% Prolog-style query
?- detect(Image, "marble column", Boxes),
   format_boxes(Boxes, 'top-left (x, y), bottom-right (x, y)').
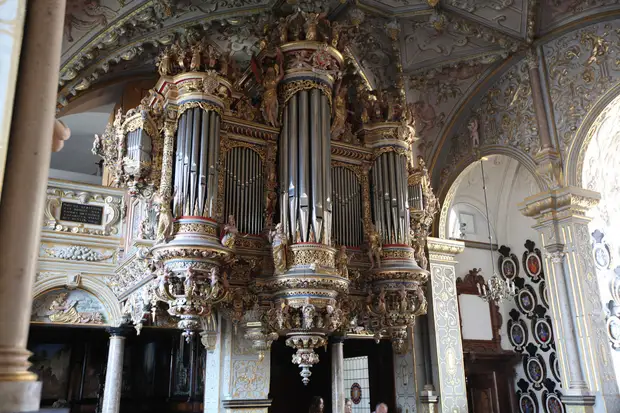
top-left (426, 237), bottom-right (467, 413)
top-left (526, 47), bottom-right (563, 189)
top-left (520, 187), bottom-right (620, 412)
top-left (0, 0), bottom-right (66, 411)
top-left (101, 328), bottom-right (129, 413)
top-left (331, 337), bottom-right (345, 413)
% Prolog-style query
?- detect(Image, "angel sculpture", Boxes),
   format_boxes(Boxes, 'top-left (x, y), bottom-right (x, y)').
top-left (303, 12), bottom-right (326, 41)
top-left (154, 191), bottom-right (174, 243)
top-left (365, 223), bottom-right (382, 269)
top-left (221, 215), bottom-right (239, 248)
top-left (190, 43), bottom-right (203, 72)
top-left (268, 223), bottom-right (288, 274)
top-left (331, 80), bottom-right (348, 139)
top-left (156, 47), bottom-right (173, 76)
top-left (251, 49), bottom-right (285, 128)
top-left (335, 245), bottom-right (352, 279)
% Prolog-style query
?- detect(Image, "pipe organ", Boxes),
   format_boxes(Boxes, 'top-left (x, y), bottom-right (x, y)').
top-left (95, 10), bottom-right (438, 385)
top-left (332, 166), bottom-right (364, 247)
top-left (223, 147), bottom-right (264, 235)
top-left (370, 151), bottom-right (410, 245)
top-left (173, 107), bottom-right (221, 218)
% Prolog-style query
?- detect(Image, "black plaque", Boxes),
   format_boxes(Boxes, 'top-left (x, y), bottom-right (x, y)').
top-left (59, 202), bottom-right (104, 225)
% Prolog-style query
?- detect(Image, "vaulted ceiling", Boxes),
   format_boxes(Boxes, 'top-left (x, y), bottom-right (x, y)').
top-left (57, 0), bottom-right (620, 168)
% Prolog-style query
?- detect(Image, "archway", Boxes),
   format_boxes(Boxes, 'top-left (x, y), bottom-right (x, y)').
top-left (580, 92), bottom-right (620, 390)
top-left (439, 154), bottom-right (567, 412)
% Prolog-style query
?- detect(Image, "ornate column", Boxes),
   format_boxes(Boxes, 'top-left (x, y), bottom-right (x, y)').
top-left (101, 327), bottom-right (131, 413)
top-left (426, 237), bottom-right (467, 413)
top-left (520, 187), bottom-right (620, 411)
top-left (331, 337), bottom-right (345, 413)
top-left (0, 0), bottom-right (65, 411)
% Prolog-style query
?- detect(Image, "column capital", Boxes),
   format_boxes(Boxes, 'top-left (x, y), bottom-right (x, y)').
top-left (426, 237), bottom-right (464, 263)
top-left (519, 186), bottom-right (600, 226)
top-left (107, 325), bottom-right (133, 338)
top-left (330, 335), bottom-right (346, 344)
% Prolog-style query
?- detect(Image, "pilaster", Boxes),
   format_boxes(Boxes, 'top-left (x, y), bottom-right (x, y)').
top-left (426, 237), bottom-right (467, 413)
top-left (520, 186), bottom-right (620, 412)
top-left (211, 318), bottom-right (272, 413)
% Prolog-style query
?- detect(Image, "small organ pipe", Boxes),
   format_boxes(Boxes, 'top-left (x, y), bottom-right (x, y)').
top-left (174, 113), bottom-right (186, 215)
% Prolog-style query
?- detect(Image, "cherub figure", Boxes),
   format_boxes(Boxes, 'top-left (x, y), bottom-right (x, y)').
top-left (468, 117), bottom-right (480, 149)
top-left (251, 49), bottom-right (285, 128)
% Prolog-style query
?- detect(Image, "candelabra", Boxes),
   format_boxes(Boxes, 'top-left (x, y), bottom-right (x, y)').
top-left (477, 273), bottom-right (516, 304)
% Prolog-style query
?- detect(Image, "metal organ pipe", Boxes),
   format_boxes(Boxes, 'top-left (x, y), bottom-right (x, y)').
top-left (298, 90), bottom-right (310, 242)
top-left (331, 167), bottom-right (363, 247)
top-left (370, 153), bottom-right (411, 245)
top-left (222, 147), bottom-right (264, 234)
top-left (171, 108), bottom-right (222, 219)
top-left (287, 96), bottom-right (298, 241)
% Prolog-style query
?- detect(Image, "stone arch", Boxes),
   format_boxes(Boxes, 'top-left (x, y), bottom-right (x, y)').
top-left (436, 146), bottom-right (546, 239)
top-left (565, 82), bottom-right (620, 188)
top-left (33, 274), bottom-right (122, 326)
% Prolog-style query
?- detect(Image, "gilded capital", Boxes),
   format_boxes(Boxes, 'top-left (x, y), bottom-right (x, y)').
top-left (519, 186), bottom-right (600, 225)
top-left (427, 237), bottom-right (465, 263)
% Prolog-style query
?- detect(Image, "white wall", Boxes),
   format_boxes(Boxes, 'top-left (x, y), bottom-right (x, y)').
top-left (447, 155), bottom-right (539, 351)
top-left (583, 95), bottom-right (620, 390)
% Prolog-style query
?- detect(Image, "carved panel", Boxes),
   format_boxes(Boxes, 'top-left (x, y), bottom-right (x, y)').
top-left (428, 261), bottom-right (468, 412)
top-left (31, 288), bottom-right (108, 325)
top-left (543, 20), bottom-right (620, 158)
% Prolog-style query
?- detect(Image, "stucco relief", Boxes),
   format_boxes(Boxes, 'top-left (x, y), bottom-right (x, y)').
top-left (538, 0), bottom-right (620, 32)
top-left (394, 351), bottom-right (416, 413)
top-left (446, 0), bottom-right (528, 37)
top-left (543, 20), bottom-right (620, 158)
top-left (409, 63), bottom-right (488, 162)
top-left (439, 58), bottom-right (537, 190)
top-left (429, 263), bottom-right (468, 412)
top-left (231, 360), bottom-right (269, 399)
